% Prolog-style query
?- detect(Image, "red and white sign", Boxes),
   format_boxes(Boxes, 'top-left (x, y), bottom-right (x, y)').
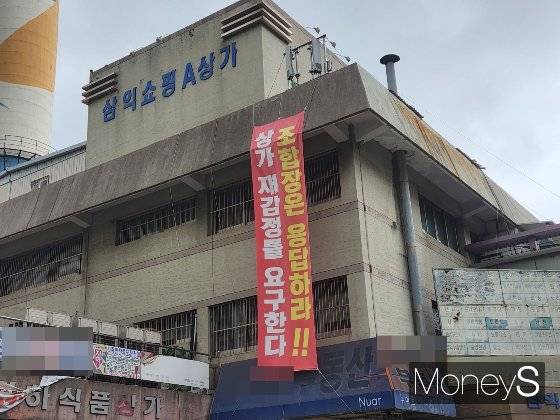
top-left (250, 111), bottom-right (317, 371)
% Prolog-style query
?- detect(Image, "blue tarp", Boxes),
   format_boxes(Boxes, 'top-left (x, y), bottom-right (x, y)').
top-left (211, 338), bottom-right (455, 419)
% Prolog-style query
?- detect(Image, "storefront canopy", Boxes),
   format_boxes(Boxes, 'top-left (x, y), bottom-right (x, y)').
top-left (210, 338), bottom-right (455, 419)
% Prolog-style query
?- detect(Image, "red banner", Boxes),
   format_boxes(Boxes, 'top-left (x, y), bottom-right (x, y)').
top-left (250, 111), bottom-right (317, 371)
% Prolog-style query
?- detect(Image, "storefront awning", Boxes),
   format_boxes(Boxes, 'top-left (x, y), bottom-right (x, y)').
top-left (210, 338), bottom-right (455, 419)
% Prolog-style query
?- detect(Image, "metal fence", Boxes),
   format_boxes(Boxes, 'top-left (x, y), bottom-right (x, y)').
top-left (0, 236), bottom-right (82, 297)
top-left (135, 310), bottom-right (197, 351)
top-left (116, 197), bottom-right (196, 245)
top-left (210, 151), bottom-right (341, 233)
top-left (209, 296), bottom-right (257, 356)
top-left (313, 276), bottom-right (351, 339)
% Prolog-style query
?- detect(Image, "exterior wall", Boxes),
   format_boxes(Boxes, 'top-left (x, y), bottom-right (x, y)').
top-left (356, 141), bottom-right (469, 336)
top-left (0, 135), bottom-right (368, 360)
top-left (0, 146), bottom-right (86, 203)
top-left (85, 0), bottom-right (345, 169)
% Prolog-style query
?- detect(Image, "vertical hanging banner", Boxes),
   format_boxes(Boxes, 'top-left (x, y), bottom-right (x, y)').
top-left (250, 111), bottom-right (318, 371)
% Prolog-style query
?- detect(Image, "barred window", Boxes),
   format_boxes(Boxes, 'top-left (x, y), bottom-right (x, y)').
top-left (209, 277), bottom-right (351, 356)
top-left (209, 296), bottom-right (257, 355)
top-left (210, 180), bottom-right (254, 234)
top-left (305, 150), bottom-right (341, 206)
top-left (116, 197), bottom-right (196, 245)
top-left (419, 195), bottom-right (460, 252)
top-left (0, 236), bottom-right (82, 297)
top-left (313, 276), bottom-right (351, 339)
top-left (210, 151), bottom-right (341, 233)
top-left (30, 175), bottom-right (49, 190)
top-left (135, 310), bottom-right (197, 351)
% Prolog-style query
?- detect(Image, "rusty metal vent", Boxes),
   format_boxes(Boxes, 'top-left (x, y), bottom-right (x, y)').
top-left (221, 2), bottom-right (292, 43)
top-left (81, 72), bottom-right (118, 105)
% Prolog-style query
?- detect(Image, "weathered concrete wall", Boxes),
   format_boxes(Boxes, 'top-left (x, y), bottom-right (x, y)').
top-left (2, 377), bottom-right (211, 419)
top-left (0, 145), bottom-right (85, 203)
top-left (0, 137), bottom-right (370, 357)
top-left (356, 141), bottom-right (469, 336)
top-left (85, 0), bottom-right (345, 169)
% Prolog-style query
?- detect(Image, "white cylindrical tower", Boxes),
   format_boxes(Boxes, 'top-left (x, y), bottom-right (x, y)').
top-left (0, 0), bottom-right (58, 170)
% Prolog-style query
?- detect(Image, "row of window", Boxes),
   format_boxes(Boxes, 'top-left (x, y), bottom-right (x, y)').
top-left (419, 195), bottom-right (460, 252)
top-left (0, 236), bottom-right (82, 297)
top-left (135, 276), bottom-right (351, 356)
top-left (117, 150), bottom-right (342, 244)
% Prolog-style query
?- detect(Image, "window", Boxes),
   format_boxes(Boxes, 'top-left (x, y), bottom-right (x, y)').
top-left (419, 195), bottom-right (460, 251)
top-left (305, 150), bottom-right (341, 206)
top-left (313, 276), bottom-right (351, 339)
top-left (209, 296), bottom-right (257, 355)
top-left (210, 179), bottom-right (254, 234)
top-left (0, 236), bottom-right (82, 297)
top-left (0, 155), bottom-right (29, 171)
top-left (210, 151), bottom-right (342, 233)
top-left (135, 310), bottom-right (196, 351)
top-left (30, 175), bottom-right (49, 190)
top-left (116, 197), bottom-right (196, 245)
top-left (209, 277), bottom-right (351, 356)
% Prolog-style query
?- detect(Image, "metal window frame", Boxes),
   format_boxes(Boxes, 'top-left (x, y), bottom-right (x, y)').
top-left (0, 236), bottom-right (83, 297)
top-left (313, 276), bottom-right (351, 339)
top-left (209, 150), bottom-right (341, 234)
top-left (135, 310), bottom-right (197, 352)
top-left (209, 296), bottom-right (257, 356)
top-left (116, 197), bottom-right (197, 245)
top-left (419, 194), bottom-right (460, 252)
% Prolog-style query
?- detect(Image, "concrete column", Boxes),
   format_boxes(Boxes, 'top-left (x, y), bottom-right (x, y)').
top-left (347, 270), bottom-right (376, 339)
top-left (79, 229), bottom-right (90, 317)
top-left (196, 306), bottom-right (210, 355)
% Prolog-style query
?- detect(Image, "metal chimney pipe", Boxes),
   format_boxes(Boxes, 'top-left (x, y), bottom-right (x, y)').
top-left (380, 54), bottom-right (400, 94)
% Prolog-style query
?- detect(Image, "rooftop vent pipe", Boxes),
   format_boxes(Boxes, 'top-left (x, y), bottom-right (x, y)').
top-left (380, 54), bottom-right (400, 94)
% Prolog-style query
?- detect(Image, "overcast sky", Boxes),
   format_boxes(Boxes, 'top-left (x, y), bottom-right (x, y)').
top-left (53, 0), bottom-right (560, 221)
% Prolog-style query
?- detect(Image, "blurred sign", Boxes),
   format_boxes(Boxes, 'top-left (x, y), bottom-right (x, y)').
top-left (434, 268), bottom-right (560, 356)
top-left (141, 355), bottom-right (209, 389)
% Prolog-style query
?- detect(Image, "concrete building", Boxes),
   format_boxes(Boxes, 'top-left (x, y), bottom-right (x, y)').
top-left (0, 0), bottom-right (551, 418)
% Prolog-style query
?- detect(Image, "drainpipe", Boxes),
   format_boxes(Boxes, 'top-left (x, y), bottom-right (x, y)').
top-left (394, 150), bottom-right (426, 335)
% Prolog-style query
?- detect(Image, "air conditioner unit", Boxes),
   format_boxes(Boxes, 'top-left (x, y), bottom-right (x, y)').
top-left (26, 308), bottom-right (48, 325)
top-left (99, 322), bottom-right (118, 337)
top-left (49, 312), bottom-right (72, 327)
top-left (78, 317), bottom-right (99, 333)
top-left (144, 330), bottom-right (162, 345)
top-left (126, 326), bottom-right (144, 341)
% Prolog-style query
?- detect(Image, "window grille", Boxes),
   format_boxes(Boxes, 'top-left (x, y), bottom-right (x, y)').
top-left (209, 296), bottom-right (257, 355)
top-left (313, 276), bottom-right (351, 339)
top-left (116, 197), bottom-right (196, 245)
top-left (419, 195), bottom-right (460, 252)
top-left (30, 175), bottom-right (49, 190)
top-left (305, 150), bottom-right (341, 206)
top-left (210, 180), bottom-right (254, 234)
top-left (209, 277), bottom-right (351, 356)
top-left (210, 151), bottom-right (341, 233)
top-left (0, 236), bottom-right (82, 297)
top-left (135, 310), bottom-right (197, 351)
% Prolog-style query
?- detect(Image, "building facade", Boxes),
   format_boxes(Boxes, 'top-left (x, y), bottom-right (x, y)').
top-left (0, 0), bottom-right (550, 418)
